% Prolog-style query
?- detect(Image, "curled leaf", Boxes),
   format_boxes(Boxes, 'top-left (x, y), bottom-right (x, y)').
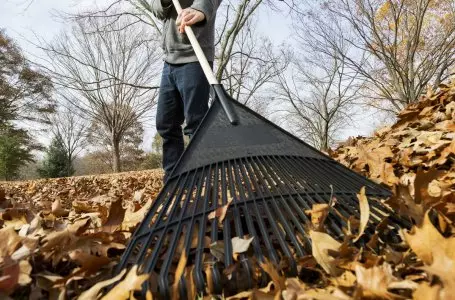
top-left (353, 186), bottom-right (370, 242)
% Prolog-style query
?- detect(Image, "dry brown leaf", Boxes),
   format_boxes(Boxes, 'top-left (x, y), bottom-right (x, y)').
top-left (0, 227), bottom-right (23, 259)
top-left (18, 260), bottom-right (32, 286)
top-left (403, 212), bottom-right (454, 264)
top-left (122, 198), bottom-right (153, 230)
top-left (309, 230), bottom-right (342, 276)
top-left (332, 271), bottom-right (356, 287)
top-left (421, 247), bottom-right (455, 292)
top-left (355, 263), bottom-right (399, 299)
top-left (260, 258), bottom-right (285, 291)
top-left (208, 198), bottom-right (233, 225)
top-left (51, 199), bottom-right (69, 217)
top-left (412, 282), bottom-right (441, 300)
top-left (305, 203), bottom-right (330, 229)
top-left (77, 269), bottom-right (127, 300)
top-left (172, 251), bottom-right (187, 300)
top-left (101, 266), bottom-right (148, 300)
top-left (101, 198), bottom-right (125, 233)
top-left (353, 187), bottom-right (370, 242)
top-left (68, 249), bottom-right (111, 275)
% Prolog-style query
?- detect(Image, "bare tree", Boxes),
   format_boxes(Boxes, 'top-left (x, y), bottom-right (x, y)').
top-left (87, 107), bottom-right (145, 172)
top-left (38, 15), bottom-right (161, 172)
top-left (219, 17), bottom-right (289, 110)
top-left (275, 38), bottom-right (362, 151)
top-left (296, 0), bottom-right (455, 114)
top-left (46, 107), bottom-right (87, 174)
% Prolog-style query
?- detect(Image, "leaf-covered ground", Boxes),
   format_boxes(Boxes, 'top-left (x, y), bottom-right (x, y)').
top-left (1, 82), bottom-right (455, 299)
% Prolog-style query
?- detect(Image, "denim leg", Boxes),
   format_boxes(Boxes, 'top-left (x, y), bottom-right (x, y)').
top-left (174, 62), bottom-right (210, 137)
top-left (156, 63), bottom-right (185, 176)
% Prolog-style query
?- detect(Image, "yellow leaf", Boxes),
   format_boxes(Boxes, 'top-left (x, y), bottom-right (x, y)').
top-left (305, 203), bottom-right (330, 230)
top-left (355, 263), bottom-right (397, 299)
top-left (77, 269), bottom-right (126, 300)
top-left (122, 198), bottom-right (154, 230)
top-left (309, 230), bottom-right (342, 276)
top-left (403, 212), bottom-right (455, 264)
top-left (101, 266), bottom-right (148, 300)
top-left (0, 227), bottom-right (23, 259)
top-left (18, 260), bottom-right (32, 286)
top-left (412, 282), bottom-right (441, 300)
top-left (172, 251), bottom-right (187, 300)
top-left (353, 187), bottom-right (370, 242)
top-left (421, 248), bottom-right (455, 291)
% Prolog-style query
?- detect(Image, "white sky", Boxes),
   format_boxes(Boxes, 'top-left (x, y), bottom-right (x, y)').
top-left (0, 0), bottom-right (382, 152)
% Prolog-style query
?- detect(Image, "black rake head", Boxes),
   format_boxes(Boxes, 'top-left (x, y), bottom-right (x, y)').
top-left (116, 96), bottom-right (409, 299)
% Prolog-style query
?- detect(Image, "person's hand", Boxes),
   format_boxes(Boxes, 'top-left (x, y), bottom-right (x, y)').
top-left (175, 8), bottom-right (205, 33)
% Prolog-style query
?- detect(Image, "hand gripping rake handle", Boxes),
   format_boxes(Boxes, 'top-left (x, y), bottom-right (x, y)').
top-left (171, 0), bottom-right (239, 125)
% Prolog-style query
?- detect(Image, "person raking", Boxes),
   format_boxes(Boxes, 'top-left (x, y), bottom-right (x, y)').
top-left (151, 0), bottom-right (221, 181)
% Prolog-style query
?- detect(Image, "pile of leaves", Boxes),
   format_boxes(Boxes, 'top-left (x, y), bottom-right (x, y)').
top-left (1, 81), bottom-right (455, 299)
top-left (0, 170), bottom-right (163, 299)
top-left (331, 81), bottom-right (455, 192)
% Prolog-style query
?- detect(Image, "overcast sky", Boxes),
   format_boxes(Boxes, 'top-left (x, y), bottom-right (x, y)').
top-left (0, 0), bottom-right (382, 151)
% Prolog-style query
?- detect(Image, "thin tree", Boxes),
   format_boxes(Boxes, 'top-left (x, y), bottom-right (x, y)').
top-left (275, 39), bottom-right (362, 151)
top-left (87, 107), bottom-right (145, 172)
top-left (219, 17), bottom-right (289, 112)
top-left (47, 107), bottom-right (87, 175)
top-left (38, 15), bottom-right (161, 172)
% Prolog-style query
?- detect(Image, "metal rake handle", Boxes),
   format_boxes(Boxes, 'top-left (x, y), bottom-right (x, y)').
top-left (171, 0), bottom-right (239, 125)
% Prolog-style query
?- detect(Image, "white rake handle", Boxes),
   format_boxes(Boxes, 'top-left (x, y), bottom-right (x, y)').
top-left (171, 0), bottom-right (219, 85)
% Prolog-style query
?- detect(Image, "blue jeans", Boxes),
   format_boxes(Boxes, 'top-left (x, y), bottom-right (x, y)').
top-left (156, 62), bottom-right (210, 178)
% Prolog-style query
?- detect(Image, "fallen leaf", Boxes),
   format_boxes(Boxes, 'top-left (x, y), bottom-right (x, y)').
top-left (412, 282), bottom-right (441, 300)
top-left (421, 247), bottom-right (455, 292)
top-left (232, 236), bottom-right (254, 260)
top-left (77, 269), bottom-right (127, 300)
top-left (208, 198), bottom-right (233, 225)
top-left (18, 260), bottom-right (32, 286)
top-left (0, 227), bottom-right (23, 259)
top-left (68, 250), bottom-right (111, 276)
top-left (101, 198), bottom-right (125, 233)
top-left (353, 187), bottom-right (370, 242)
top-left (101, 266), bottom-right (148, 300)
top-left (51, 199), bottom-right (69, 217)
top-left (309, 230), bottom-right (342, 276)
top-left (355, 263), bottom-right (398, 299)
top-left (122, 198), bottom-right (153, 230)
top-left (210, 241), bottom-right (225, 262)
top-left (260, 257), bottom-right (285, 290)
top-left (403, 212), bottom-right (454, 265)
top-left (172, 251), bottom-right (187, 300)
top-left (305, 203), bottom-right (330, 230)
top-left (0, 259), bottom-right (19, 295)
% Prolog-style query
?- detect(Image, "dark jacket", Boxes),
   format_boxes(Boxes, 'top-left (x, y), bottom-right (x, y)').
top-left (150, 0), bottom-right (221, 64)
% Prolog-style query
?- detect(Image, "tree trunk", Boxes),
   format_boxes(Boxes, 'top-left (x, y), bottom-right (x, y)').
top-left (112, 140), bottom-right (121, 172)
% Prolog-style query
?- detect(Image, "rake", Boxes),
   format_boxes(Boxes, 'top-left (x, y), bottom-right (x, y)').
top-left (115, 0), bottom-right (408, 298)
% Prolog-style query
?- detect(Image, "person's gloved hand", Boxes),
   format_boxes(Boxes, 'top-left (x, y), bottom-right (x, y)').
top-left (175, 8), bottom-right (205, 33)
